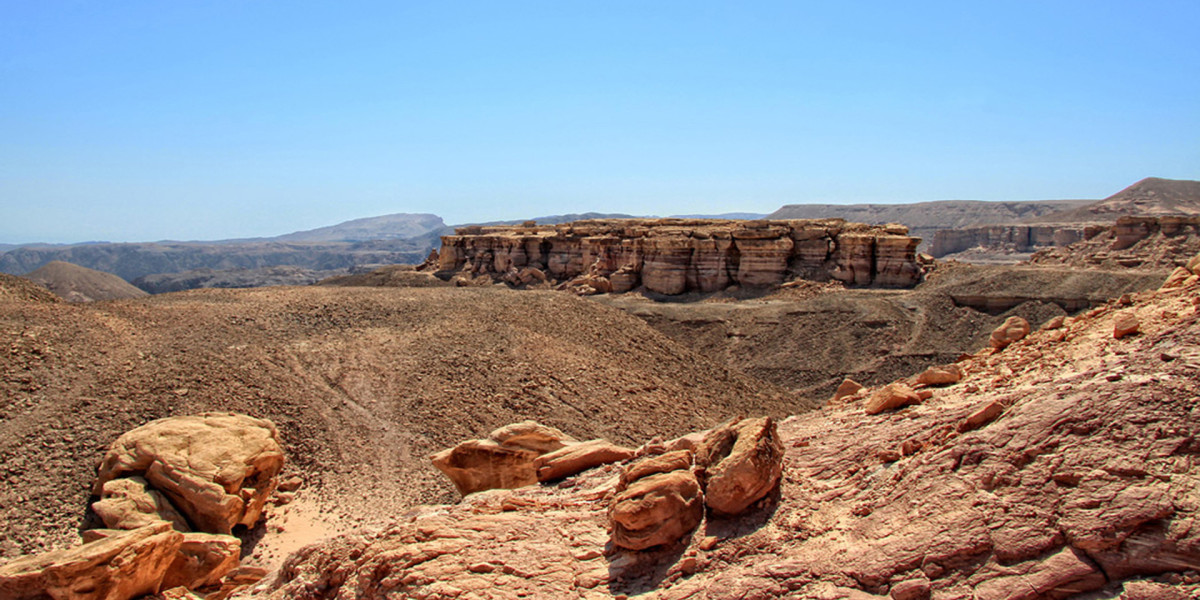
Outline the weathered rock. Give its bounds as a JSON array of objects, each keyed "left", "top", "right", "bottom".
[
  {"left": 830, "top": 378, "right": 864, "bottom": 404},
  {"left": 92, "top": 476, "right": 190, "bottom": 532},
  {"left": 437, "top": 218, "right": 924, "bottom": 294},
  {"left": 0, "top": 523, "right": 183, "bottom": 600},
  {"left": 533, "top": 439, "right": 636, "bottom": 482},
  {"left": 160, "top": 533, "right": 241, "bottom": 591},
  {"left": 431, "top": 420, "right": 577, "bottom": 496},
  {"left": 989, "top": 316, "right": 1030, "bottom": 349},
  {"left": 610, "top": 455, "right": 704, "bottom": 550},
  {"left": 93, "top": 413, "right": 284, "bottom": 536},
  {"left": 1114, "top": 312, "right": 1141, "bottom": 339},
  {"left": 957, "top": 399, "right": 1005, "bottom": 433},
  {"left": 1161, "top": 266, "right": 1192, "bottom": 289},
  {"left": 488, "top": 420, "right": 575, "bottom": 453},
  {"left": 865, "top": 383, "right": 922, "bottom": 415},
  {"left": 430, "top": 439, "right": 541, "bottom": 496},
  {"left": 695, "top": 417, "right": 784, "bottom": 515},
  {"left": 915, "top": 364, "right": 961, "bottom": 386},
  {"left": 1040, "top": 315, "right": 1066, "bottom": 330}
]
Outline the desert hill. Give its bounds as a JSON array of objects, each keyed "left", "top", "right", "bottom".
[
  {"left": 0, "top": 282, "right": 798, "bottom": 563},
  {"left": 1033, "top": 177, "right": 1200, "bottom": 223},
  {"left": 251, "top": 264, "right": 1200, "bottom": 600},
  {"left": 272, "top": 213, "right": 445, "bottom": 243},
  {"left": 24, "top": 261, "right": 149, "bottom": 302}
]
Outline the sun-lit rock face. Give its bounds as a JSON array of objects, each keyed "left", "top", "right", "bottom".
[{"left": 437, "top": 218, "right": 924, "bottom": 294}]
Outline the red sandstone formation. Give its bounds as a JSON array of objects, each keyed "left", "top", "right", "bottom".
[
  {"left": 246, "top": 265, "right": 1200, "bottom": 600},
  {"left": 436, "top": 218, "right": 924, "bottom": 294}
]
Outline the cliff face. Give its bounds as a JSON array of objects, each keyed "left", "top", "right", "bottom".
[
  {"left": 436, "top": 219, "right": 924, "bottom": 294},
  {"left": 1031, "top": 216, "right": 1200, "bottom": 269},
  {"left": 929, "top": 224, "right": 1104, "bottom": 258}
]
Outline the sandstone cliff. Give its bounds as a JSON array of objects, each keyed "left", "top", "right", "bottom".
[
  {"left": 930, "top": 224, "right": 1103, "bottom": 258},
  {"left": 1031, "top": 216, "right": 1200, "bottom": 270},
  {"left": 436, "top": 218, "right": 924, "bottom": 294}
]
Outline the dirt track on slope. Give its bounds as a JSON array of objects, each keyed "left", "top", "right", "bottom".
[{"left": 0, "top": 283, "right": 797, "bottom": 564}]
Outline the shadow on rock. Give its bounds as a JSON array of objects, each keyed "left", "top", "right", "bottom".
[
  {"left": 606, "top": 534, "right": 692, "bottom": 597},
  {"left": 702, "top": 485, "right": 781, "bottom": 540}
]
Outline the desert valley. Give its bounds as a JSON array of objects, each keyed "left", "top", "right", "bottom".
[{"left": 0, "top": 178, "right": 1199, "bottom": 599}]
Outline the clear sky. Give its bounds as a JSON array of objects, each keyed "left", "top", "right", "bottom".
[{"left": 2, "top": 1, "right": 1198, "bottom": 243}]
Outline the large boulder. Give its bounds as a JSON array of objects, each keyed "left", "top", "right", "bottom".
[
  {"left": 92, "top": 413, "right": 284, "bottom": 535},
  {"left": 533, "top": 439, "right": 636, "bottom": 483},
  {"left": 431, "top": 421, "right": 576, "bottom": 496},
  {"left": 695, "top": 417, "right": 784, "bottom": 515},
  {"left": 0, "top": 523, "right": 183, "bottom": 600},
  {"left": 609, "top": 450, "right": 703, "bottom": 550},
  {"left": 989, "top": 316, "right": 1031, "bottom": 350}
]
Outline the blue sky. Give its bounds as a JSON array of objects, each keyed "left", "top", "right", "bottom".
[{"left": 2, "top": 2, "right": 1198, "bottom": 243}]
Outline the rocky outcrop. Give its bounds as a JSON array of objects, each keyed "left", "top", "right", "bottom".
[
  {"left": 247, "top": 269, "right": 1200, "bottom": 599},
  {"left": 93, "top": 413, "right": 285, "bottom": 535},
  {"left": 0, "top": 414, "right": 285, "bottom": 600},
  {"left": 930, "top": 224, "right": 1099, "bottom": 258},
  {"left": 1031, "top": 215, "right": 1200, "bottom": 269},
  {"left": 431, "top": 421, "right": 640, "bottom": 496},
  {"left": 437, "top": 218, "right": 924, "bottom": 294},
  {"left": 0, "top": 523, "right": 183, "bottom": 600}
]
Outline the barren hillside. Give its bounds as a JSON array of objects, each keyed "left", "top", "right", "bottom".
[
  {"left": 0, "top": 283, "right": 797, "bottom": 562},
  {"left": 24, "top": 261, "right": 149, "bottom": 302}
]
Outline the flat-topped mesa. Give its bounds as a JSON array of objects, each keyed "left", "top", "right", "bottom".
[{"left": 437, "top": 218, "right": 923, "bottom": 294}]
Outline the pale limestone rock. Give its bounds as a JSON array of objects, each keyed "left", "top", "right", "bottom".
[{"left": 93, "top": 413, "right": 284, "bottom": 535}]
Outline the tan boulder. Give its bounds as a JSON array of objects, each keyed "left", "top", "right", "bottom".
[
  {"left": 160, "top": 533, "right": 241, "bottom": 591},
  {"left": 1113, "top": 312, "right": 1140, "bottom": 339},
  {"left": 989, "top": 316, "right": 1031, "bottom": 350},
  {"left": 1160, "top": 266, "right": 1192, "bottom": 290},
  {"left": 488, "top": 420, "right": 575, "bottom": 453},
  {"left": 915, "top": 364, "right": 961, "bottom": 386},
  {"left": 92, "top": 476, "right": 190, "bottom": 532},
  {"left": 695, "top": 417, "right": 784, "bottom": 515},
  {"left": 1040, "top": 315, "right": 1066, "bottom": 331},
  {"left": 534, "top": 439, "right": 636, "bottom": 482},
  {"left": 431, "top": 439, "right": 542, "bottom": 496},
  {"left": 830, "top": 378, "right": 863, "bottom": 404},
  {"left": 865, "top": 383, "right": 922, "bottom": 415},
  {"left": 610, "top": 452, "right": 703, "bottom": 550},
  {"left": 93, "top": 413, "right": 284, "bottom": 536},
  {"left": 431, "top": 420, "right": 576, "bottom": 496},
  {"left": 0, "top": 522, "right": 183, "bottom": 600}
]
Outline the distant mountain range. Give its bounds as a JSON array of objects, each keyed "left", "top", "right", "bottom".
[{"left": 2, "top": 178, "right": 1197, "bottom": 292}]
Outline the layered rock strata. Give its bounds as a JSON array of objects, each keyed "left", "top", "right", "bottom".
[
  {"left": 1031, "top": 216, "right": 1200, "bottom": 269},
  {"left": 437, "top": 218, "right": 924, "bottom": 294},
  {"left": 930, "top": 224, "right": 1100, "bottom": 257}
]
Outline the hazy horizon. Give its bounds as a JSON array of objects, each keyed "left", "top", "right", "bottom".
[{"left": 3, "top": 2, "right": 1198, "bottom": 244}]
